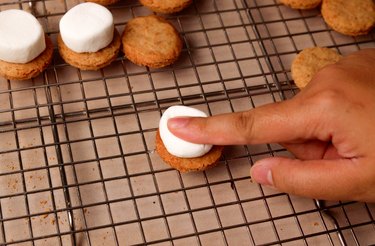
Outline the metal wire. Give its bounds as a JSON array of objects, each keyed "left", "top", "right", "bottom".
[{"left": 0, "top": 0, "right": 374, "bottom": 245}]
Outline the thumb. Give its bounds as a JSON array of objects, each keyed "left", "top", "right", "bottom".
[{"left": 250, "top": 157, "right": 369, "bottom": 201}]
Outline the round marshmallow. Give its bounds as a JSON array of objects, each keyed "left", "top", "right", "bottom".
[
  {"left": 0, "top": 9, "right": 46, "bottom": 64},
  {"left": 159, "top": 106, "right": 213, "bottom": 158},
  {"left": 59, "top": 2, "right": 114, "bottom": 53}
]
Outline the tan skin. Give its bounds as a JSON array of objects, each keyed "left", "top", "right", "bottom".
[{"left": 168, "top": 48, "right": 375, "bottom": 202}]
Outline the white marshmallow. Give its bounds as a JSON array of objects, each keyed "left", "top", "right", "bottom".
[
  {"left": 159, "top": 105, "right": 213, "bottom": 158},
  {"left": 59, "top": 2, "right": 114, "bottom": 53},
  {"left": 0, "top": 9, "right": 46, "bottom": 64}
]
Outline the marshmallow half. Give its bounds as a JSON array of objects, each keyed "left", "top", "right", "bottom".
[
  {"left": 59, "top": 2, "right": 114, "bottom": 53},
  {"left": 0, "top": 9, "right": 46, "bottom": 64},
  {"left": 159, "top": 106, "right": 213, "bottom": 158}
]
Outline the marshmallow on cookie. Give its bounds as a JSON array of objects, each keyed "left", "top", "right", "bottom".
[
  {"left": 156, "top": 105, "right": 223, "bottom": 172},
  {"left": 59, "top": 2, "right": 114, "bottom": 53},
  {"left": 0, "top": 9, "right": 53, "bottom": 80},
  {"left": 159, "top": 105, "right": 213, "bottom": 158},
  {"left": 57, "top": 2, "right": 121, "bottom": 70},
  {"left": 0, "top": 9, "right": 45, "bottom": 64}
]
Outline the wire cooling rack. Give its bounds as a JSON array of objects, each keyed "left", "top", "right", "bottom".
[{"left": 0, "top": 0, "right": 374, "bottom": 245}]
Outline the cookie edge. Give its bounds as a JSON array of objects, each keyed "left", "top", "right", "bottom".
[
  {"left": 279, "top": 0, "right": 322, "bottom": 9},
  {"left": 139, "top": 0, "right": 192, "bottom": 13},
  {"left": 122, "top": 15, "right": 183, "bottom": 68},
  {"left": 321, "top": 0, "right": 375, "bottom": 36},
  {"left": 291, "top": 47, "right": 342, "bottom": 89},
  {"left": 155, "top": 130, "right": 224, "bottom": 172},
  {"left": 57, "top": 29, "right": 121, "bottom": 71},
  {"left": 0, "top": 35, "right": 54, "bottom": 81},
  {"left": 84, "top": 0, "right": 119, "bottom": 6}
]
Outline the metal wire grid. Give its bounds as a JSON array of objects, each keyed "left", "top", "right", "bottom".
[{"left": 0, "top": 0, "right": 374, "bottom": 245}]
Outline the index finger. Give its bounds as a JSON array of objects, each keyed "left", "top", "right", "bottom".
[{"left": 167, "top": 98, "right": 328, "bottom": 145}]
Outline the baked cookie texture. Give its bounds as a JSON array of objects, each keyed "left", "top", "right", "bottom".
[
  {"left": 321, "top": 0, "right": 375, "bottom": 36},
  {"left": 57, "top": 29, "right": 121, "bottom": 70},
  {"left": 122, "top": 15, "right": 183, "bottom": 68},
  {"left": 140, "top": 0, "right": 192, "bottom": 13},
  {"left": 0, "top": 35, "right": 53, "bottom": 80},
  {"left": 291, "top": 47, "right": 342, "bottom": 89},
  {"left": 84, "top": 0, "right": 119, "bottom": 6},
  {"left": 279, "top": 0, "right": 322, "bottom": 9},
  {"left": 156, "top": 131, "right": 224, "bottom": 172}
]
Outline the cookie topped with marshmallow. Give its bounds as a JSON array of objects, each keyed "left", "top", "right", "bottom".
[
  {"left": 156, "top": 105, "right": 223, "bottom": 172},
  {"left": 57, "top": 2, "right": 121, "bottom": 70},
  {"left": 0, "top": 9, "right": 53, "bottom": 80}
]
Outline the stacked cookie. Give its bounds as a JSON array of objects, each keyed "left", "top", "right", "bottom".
[
  {"left": 0, "top": 1, "right": 190, "bottom": 80},
  {"left": 0, "top": 10, "right": 53, "bottom": 80},
  {"left": 0, "top": 2, "right": 204, "bottom": 171},
  {"left": 128, "top": 1, "right": 224, "bottom": 170},
  {"left": 156, "top": 106, "right": 224, "bottom": 172},
  {"left": 57, "top": 2, "right": 121, "bottom": 70},
  {"left": 280, "top": 0, "right": 375, "bottom": 36},
  {"left": 58, "top": 2, "right": 186, "bottom": 70}
]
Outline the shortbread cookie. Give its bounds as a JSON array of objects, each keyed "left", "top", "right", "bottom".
[
  {"left": 58, "top": 3, "right": 120, "bottom": 70},
  {"left": 85, "top": 0, "right": 119, "bottom": 6},
  {"left": 0, "top": 9, "right": 53, "bottom": 80},
  {"left": 0, "top": 9, "right": 46, "bottom": 64},
  {"left": 291, "top": 47, "right": 342, "bottom": 89},
  {"left": 156, "top": 131, "right": 224, "bottom": 172},
  {"left": 280, "top": 0, "right": 322, "bottom": 9},
  {"left": 122, "top": 15, "right": 183, "bottom": 68},
  {"left": 57, "top": 30, "right": 121, "bottom": 70},
  {"left": 60, "top": 2, "right": 115, "bottom": 53},
  {"left": 321, "top": 0, "right": 375, "bottom": 36},
  {"left": 159, "top": 105, "right": 212, "bottom": 158},
  {"left": 0, "top": 36, "right": 53, "bottom": 80},
  {"left": 140, "top": 0, "right": 192, "bottom": 13}
]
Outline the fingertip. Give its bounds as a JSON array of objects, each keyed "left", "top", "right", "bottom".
[
  {"left": 168, "top": 115, "right": 210, "bottom": 144},
  {"left": 167, "top": 117, "right": 191, "bottom": 130}
]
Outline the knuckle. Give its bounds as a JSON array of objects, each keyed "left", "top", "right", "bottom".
[
  {"left": 310, "top": 89, "right": 344, "bottom": 112},
  {"left": 338, "top": 159, "right": 375, "bottom": 202},
  {"left": 316, "top": 63, "right": 346, "bottom": 78},
  {"left": 355, "top": 163, "right": 375, "bottom": 202},
  {"left": 235, "top": 111, "right": 255, "bottom": 141}
]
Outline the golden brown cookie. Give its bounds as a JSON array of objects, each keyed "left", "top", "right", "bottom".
[
  {"left": 321, "top": 0, "right": 375, "bottom": 36},
  {"left": 291, "top": 47, "right": 342, "bottom": 89},
  {"left": 58, "top": 29, "right": 121, "bottom": 70},
  {"left": 155, "top": 131, "right": 224, "bottom": 172},
  {"left": 279, "top": 0, "right": 322, "bottom": 9},
  {"left": 84, "top": 0, "right": 119, "bottom": 6},
  {"left": 0, "top": 35, "right": 53, "bottom": 81},
  {"left": 140, "top": 0, "right": 192, "bottom": 14},
  {"left": 122, "top": 15, "right": 183, "bottom": 68}
]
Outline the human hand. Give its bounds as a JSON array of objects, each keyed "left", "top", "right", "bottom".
[{"left": 168, "top": 48, "right": 375, "bottom": 202}]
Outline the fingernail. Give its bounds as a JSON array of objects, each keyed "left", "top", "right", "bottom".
[
  {"left": 250, "top": 159, "right": 275, "bottom": 186},
  {"left": 168, "top": 117, "right": 191, "bottom": 129}
]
